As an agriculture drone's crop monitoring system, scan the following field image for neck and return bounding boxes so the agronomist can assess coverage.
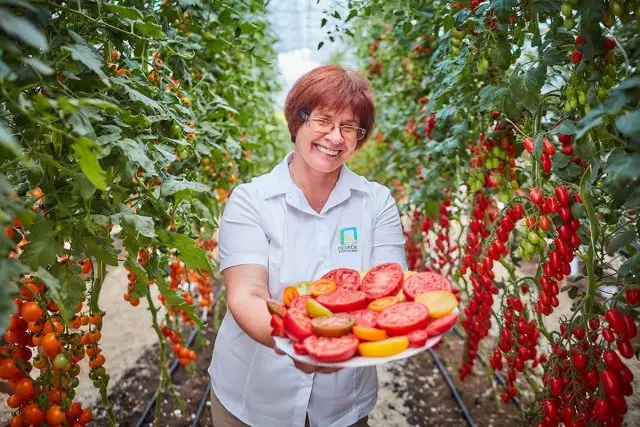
[288,154,341,193]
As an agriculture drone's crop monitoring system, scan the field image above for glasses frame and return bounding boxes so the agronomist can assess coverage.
[298,110,366,142]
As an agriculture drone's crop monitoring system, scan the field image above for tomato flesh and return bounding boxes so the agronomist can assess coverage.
[361,262,404,300]
[309,279,337,297]
[403,272,452,301]
[322,268,361,291]
[304,334,359,363]
[351,309,379,327]
[425,312,458,337]
[376,302,429,336]
[283,308,313,342]
[289,295,312,311]
[311,313,355,337]
[266,299,286,318]
[407,329,428,347]
[316,290,367,312]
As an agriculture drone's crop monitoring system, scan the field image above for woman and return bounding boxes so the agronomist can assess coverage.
[208,65,406,427]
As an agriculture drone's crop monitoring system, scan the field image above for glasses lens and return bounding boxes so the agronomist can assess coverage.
[310,119,333,134]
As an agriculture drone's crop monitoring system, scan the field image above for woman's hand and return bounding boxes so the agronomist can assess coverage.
[273,347,341,374]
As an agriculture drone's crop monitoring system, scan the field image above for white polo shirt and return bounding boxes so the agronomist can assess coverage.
[209,151,406,427]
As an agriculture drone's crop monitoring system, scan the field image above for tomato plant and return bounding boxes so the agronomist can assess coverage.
[0,0,286,424]
[329,0,640,424]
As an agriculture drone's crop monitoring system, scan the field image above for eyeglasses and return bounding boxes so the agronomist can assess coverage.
[299,110,366,142]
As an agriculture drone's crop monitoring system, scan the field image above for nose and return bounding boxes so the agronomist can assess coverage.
[324,125,344,145]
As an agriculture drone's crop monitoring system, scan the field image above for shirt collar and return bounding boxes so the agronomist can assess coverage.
[261,151,367,200]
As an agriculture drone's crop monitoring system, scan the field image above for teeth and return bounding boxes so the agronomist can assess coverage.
[316,144,339,156]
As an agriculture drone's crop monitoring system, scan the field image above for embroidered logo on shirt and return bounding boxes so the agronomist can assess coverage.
[338,227,359,253]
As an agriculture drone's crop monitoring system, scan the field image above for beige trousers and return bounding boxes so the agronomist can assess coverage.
[210,390,369,427]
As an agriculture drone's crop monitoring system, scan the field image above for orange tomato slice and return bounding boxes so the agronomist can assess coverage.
[415,291,458,318]
[358,336,409,357]
[368,296,398,312]
[309,279,337,297]
[353,325,387,342]
[282,286,299,308]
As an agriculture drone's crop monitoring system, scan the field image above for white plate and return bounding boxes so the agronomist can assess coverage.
[273,309,458,368]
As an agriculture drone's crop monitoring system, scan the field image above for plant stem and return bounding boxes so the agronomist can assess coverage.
[579,166,600,314]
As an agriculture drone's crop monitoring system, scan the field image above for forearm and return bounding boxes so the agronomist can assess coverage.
[228,293,275,349]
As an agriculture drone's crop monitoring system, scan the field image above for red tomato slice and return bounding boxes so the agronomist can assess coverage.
[289,295,312,311]
[425,312,459,337]
[266,299,286,318]
[316,290,367,313]
[402,272,452,301]
[376,302,429,336]
[351,309,379,328]
[322,268,361,291]
[361,263,404,300]
[408,329,428,348]
[283,308,313,342]
[303,334,359,363]
[293,341,308,355]
[270,314,286,338]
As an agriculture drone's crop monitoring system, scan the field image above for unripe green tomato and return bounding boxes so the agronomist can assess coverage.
[482,58,489,69]
[171,123,182,138]
[611,1,624,16]
[521,238,534,254]
[70,377,80,388]
[527,231,540,245]
[584,104,591,114]
[537,228,546,239]
[564,17,575,29]
[578,92,587,105]
[597,86,608,101]
[514,246,523,258]
[538,238,547,251]
[53,353,70,370]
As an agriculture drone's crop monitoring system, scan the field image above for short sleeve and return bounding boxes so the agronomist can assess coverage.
[371,186,407,270]
[218,184,269,272]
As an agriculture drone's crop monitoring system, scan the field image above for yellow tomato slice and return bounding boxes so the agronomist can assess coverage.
[415,291,459,318]
[282,286,299,308]
[358,336,409,357]
[309,279,337,297]
[368,296,398,312]
[306,298,333,318]
[395,287,407,302]
[353,325,387,342]
[358,269,369,281]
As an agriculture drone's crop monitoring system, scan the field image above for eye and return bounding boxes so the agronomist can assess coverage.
[342,126,357,134]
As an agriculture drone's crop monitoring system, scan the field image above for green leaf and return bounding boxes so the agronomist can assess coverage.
[619,252,640,277]
[124,257,149,299]
[528,0,561,15]
[135,21,164,39]
[38,265,87,325]
[454,10,471,27]
[79,98,121,111]
[604,150,640,207]
[553,120,578,135]
[72,137,107,190]
[63,43,110,87]
[112,205,156,238]
[542,46,565,66]
[81,235,119,267]
[104,4,144,20]
[321,18,327,28]
[0,8,48,51]
[158,231,211,271]
[0,259,26,330]
[153,272,185,306]
[490,0,519,13]
[114,138,156,174]
[160,178,209,197]
[23,57,53,75]
[0,123,19,154]
[21,220,63,269]
[615,110,640,138]
[123,85,162,111]
[607,223,636,255]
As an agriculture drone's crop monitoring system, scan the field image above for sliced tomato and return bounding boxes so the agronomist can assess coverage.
[283,308,313,342]
[282,286,299,308]
[306,298,332,318]
[368,296,398,313]
[290,295,312,311]
[322,268,361,291]
[402,272,452,301]
[266,299,286,318]
[425,312,459,337]
[309,279,337,297]
[351,309,379,327]
[415,291,458,318]
[361,263,404,300]
[407,329,428,348]
[316,290,367,313]
[376,302,429,336]
[304,334,359,363]
[270,314,286,338]
[293,341,308,355]
[353,325,387,341]
[311,313,355,337]
[358,336,409,357]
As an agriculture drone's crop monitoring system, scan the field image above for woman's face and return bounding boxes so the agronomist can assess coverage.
[294,106,360,174]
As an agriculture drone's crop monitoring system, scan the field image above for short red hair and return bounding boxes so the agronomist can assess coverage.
[284,65,375,148]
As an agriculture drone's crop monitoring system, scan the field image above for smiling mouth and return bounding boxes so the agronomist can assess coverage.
[314,143,341,156]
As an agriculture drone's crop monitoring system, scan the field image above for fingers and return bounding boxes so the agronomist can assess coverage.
[273,347,286,356]
[316,367,341,374]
